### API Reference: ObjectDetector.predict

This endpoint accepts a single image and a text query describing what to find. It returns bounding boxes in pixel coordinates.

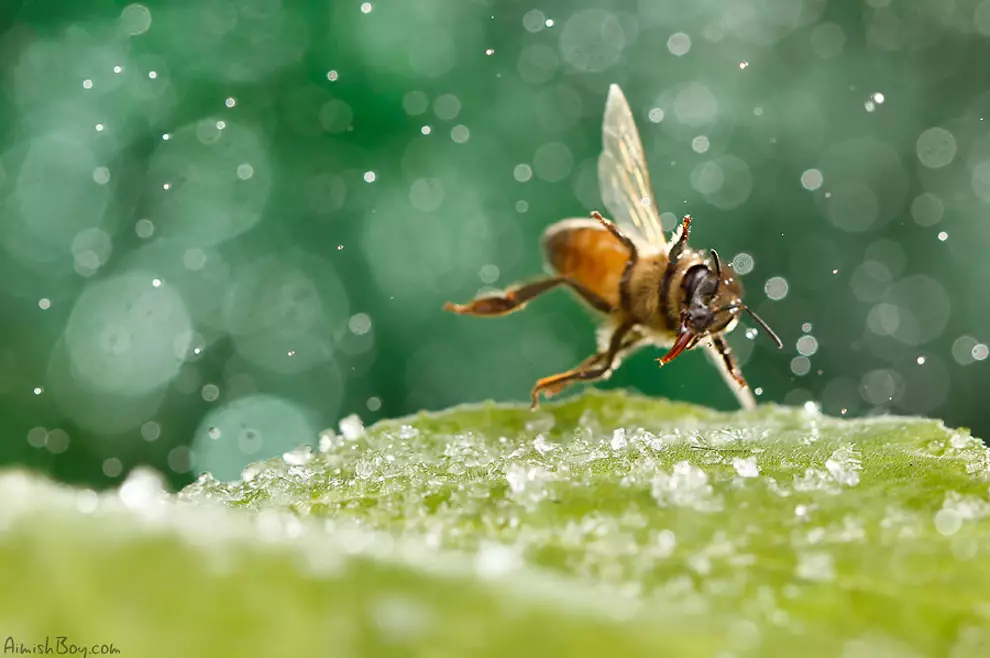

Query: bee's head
[659,250,782,368]
[682,256,745,336]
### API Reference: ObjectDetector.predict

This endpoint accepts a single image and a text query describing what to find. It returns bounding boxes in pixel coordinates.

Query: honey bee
[444,84,782,410]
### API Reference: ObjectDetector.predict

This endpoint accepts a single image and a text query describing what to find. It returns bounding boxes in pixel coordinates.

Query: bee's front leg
[668,215,692,263]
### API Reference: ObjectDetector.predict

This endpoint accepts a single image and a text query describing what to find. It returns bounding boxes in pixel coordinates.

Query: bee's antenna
[710,249,722,295]
[742,305,783,349]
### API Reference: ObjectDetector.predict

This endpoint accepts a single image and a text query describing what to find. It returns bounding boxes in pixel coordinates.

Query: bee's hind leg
[443,277,566,316]
[530,320,637,409]
[444,276,616,317]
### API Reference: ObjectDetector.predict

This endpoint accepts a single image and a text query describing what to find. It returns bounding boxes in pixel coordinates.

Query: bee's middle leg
[530,320,636,409]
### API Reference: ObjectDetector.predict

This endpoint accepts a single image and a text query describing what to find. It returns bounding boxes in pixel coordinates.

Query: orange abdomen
[541,220,631,311]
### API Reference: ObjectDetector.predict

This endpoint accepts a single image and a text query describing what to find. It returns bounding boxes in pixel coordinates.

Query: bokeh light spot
[732,253,754,275]
[64,270,193,395]
[765,277,788,301]
[910,193,943,226]
[120,4,152,36]
[667,32,691,56]
[801,169,823,190]
[194,394,318,481]
[916,127,957,169]
[533,143,573,182]
[560,10,626,72]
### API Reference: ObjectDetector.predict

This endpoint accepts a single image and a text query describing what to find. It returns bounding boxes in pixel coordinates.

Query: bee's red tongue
[657,327,695,368]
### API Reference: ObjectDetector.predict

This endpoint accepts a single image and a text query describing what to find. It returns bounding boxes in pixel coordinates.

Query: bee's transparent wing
[702,339,757,411]
[597,84,667,249]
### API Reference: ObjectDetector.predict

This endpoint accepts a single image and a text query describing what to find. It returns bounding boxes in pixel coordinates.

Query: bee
[444,84,782,410]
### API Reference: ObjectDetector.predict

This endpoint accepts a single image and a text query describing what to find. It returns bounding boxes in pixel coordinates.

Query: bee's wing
[702,339,757,411]
[597,84,667,249]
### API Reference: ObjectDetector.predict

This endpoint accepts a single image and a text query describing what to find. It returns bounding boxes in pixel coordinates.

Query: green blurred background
[1,0,987,490]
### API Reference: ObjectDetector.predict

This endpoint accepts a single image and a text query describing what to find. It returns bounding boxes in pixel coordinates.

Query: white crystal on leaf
[339,414,366,441]
[651,461,722,512]
[733,456,760,478]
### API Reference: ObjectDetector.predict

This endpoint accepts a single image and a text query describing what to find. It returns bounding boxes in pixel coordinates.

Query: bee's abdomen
[541,219,630,312]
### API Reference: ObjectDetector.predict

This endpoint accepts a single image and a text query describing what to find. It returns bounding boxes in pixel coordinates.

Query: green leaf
[3,390,990,658]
